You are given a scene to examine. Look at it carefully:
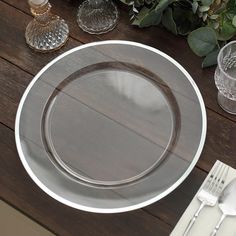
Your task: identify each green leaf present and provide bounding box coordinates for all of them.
[209,14,219,20]
[192,1,198,14]
[217,21,236,41]
[155,0,174,11]
[162,8,177,35]
[200,0,213,6]
[202,49,220,68]
[187,27,218,57]
[132,18,141,26]
[119,0,133,5]
[198,6,210,12]
[173,6,201,35]
[132,7,150,26]
[135,0,173,27]
[233,16,236,27]
[227,0,236,10]
[139,9,163,27]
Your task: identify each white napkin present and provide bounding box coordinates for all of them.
[171,160,236,236]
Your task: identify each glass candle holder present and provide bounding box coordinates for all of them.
[77,0,119,34]
[215,41,236,114]
[25,0,69,52]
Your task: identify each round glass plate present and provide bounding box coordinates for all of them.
[15,41,207,213]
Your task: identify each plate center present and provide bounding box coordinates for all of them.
[42,63,176,186]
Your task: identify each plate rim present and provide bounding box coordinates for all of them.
[15,40,207,213]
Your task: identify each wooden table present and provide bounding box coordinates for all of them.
[0,0,235,235]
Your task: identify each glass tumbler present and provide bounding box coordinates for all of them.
[215,41,236,114]
[77,0,119,34]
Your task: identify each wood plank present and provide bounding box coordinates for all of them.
[144,112,236,221]
[1,50,235,233]
[0,123,171,236]
[1,52,236,175]
[3,0,236,122]
[0,1,236,234]
[1,0,99,43]
[0,115,209,232]
[199,109,236,170]
[1,53,236,173]
[0,1,81,75]
[0,58,31,127]
[145,167,206,227]
[0,0,233,173]
[0,43,176,235]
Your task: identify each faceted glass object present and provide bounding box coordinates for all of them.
[215,41,236,114]
[77,0,119,34]
[25,2,69,52]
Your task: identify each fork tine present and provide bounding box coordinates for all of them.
[211,163,226,193]
[204,162,222,191]
[183,162,229,236]
[210,163,229,194]
[221,165,229,187]
[214,165,229,195]
[210,163,227,193]
[203,162,220,190]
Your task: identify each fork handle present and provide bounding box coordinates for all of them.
[182,202,206,236]
[210,214,226,236]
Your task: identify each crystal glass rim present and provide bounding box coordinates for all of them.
[217,40,236,81]
[15,40,207,213]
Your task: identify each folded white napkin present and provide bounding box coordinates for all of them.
[171,160,236,236]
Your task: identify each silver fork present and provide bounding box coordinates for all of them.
[182,162,229,236]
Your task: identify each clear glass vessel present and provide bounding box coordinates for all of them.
[25,0,69,52]
[77,0,119,34]
[15,41,206,213]
[215,41,236,114]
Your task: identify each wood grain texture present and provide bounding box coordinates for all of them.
[145,167,206,226]
[0,38,236,235]
[0,1,80,75]
[3,0,236,122]
[0,123,171,236]
[0,0,236,235]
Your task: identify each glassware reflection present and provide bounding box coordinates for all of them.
[77,0,119,34]
[215,41,236,114]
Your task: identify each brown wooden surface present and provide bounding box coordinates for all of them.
[0,0,236,235]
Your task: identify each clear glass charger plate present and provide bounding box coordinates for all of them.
[15,41,207,213]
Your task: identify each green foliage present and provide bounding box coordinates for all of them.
[202,48,220,68]
[187,27,218,56]
[132,7,162,27]
[119,0,236,68]
[162,7,177,34]
[131,0,174,27]
[172,4,202,35]
[233,16,236,27]
[200,0,213,6]
[217,21,236,41]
